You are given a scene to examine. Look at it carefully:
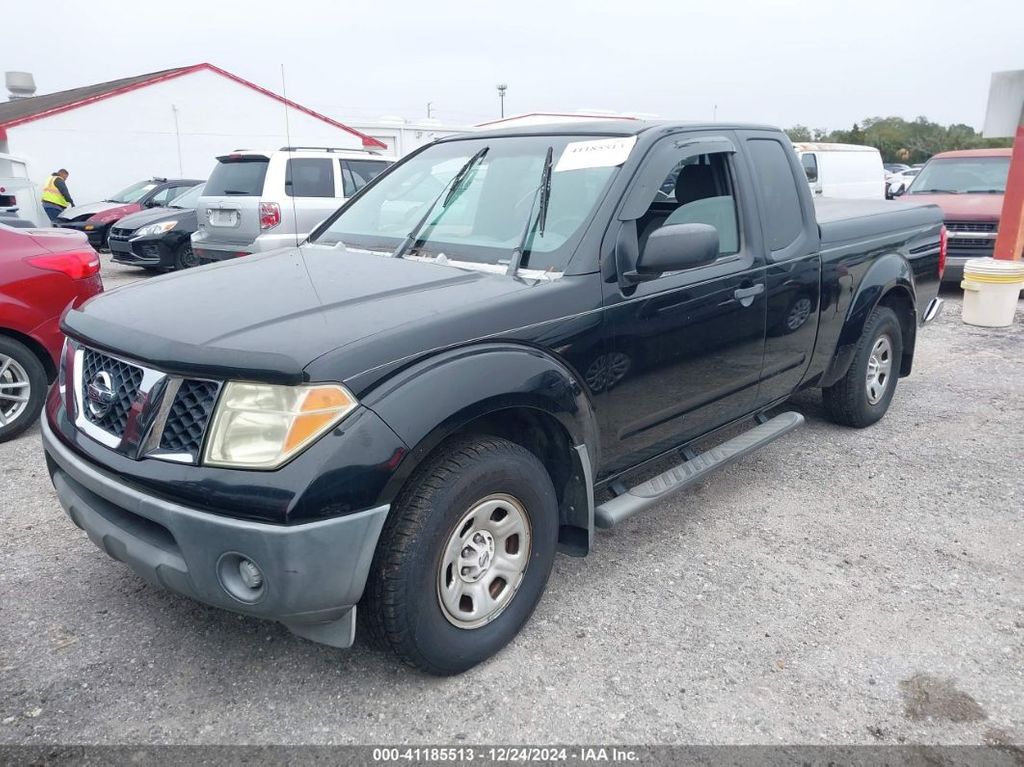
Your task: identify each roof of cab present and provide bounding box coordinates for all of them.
[443,119,780,141]
[930,148,1012,159]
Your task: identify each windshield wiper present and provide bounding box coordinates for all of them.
[912,188,959,194]
[390,146,489,259]
[222,190,250,195]
[506,146,554,276]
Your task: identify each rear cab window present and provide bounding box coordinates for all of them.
[747,139,804,250]
[206,156,269,196]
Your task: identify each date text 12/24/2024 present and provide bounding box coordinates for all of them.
[373,747,640,762]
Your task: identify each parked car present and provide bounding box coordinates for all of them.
[44,122,944,674]
[109,183,204,271]
[892,148,1011,281]
[794,142,885,199]
[886,167,922,197]
[57,177,203,250]
[0,223,102,441]
[192,147,391,262]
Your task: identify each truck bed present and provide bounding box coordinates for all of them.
[814,198,942,245]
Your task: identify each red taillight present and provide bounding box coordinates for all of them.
[26,250,101,280]
[260,202,281,230]
[938,225,948,279]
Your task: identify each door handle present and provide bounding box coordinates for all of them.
[734,284,765,302]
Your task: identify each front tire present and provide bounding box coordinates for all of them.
[362,436,558,675]
[174,241,198,270]
[0,337,48,442]
[822,306,903,428]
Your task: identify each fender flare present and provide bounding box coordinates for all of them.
[361,342,600,508]
[823,252,917,387]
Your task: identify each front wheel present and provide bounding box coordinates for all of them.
[822,306,903,428]
[174,241,199,270]
[362,436,558,675]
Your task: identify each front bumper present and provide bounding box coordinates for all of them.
[942,256,970,284]
[57,220,106,248]
[109,234,175,268]
[42,415,389,648]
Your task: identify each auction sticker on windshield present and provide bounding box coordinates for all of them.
[554,136,637,172]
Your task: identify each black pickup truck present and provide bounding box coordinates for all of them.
[42,122,945,675]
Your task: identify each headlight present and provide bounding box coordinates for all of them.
[203,382,357,469]
[134,221,177,237]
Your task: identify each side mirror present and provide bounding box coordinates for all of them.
[628,223,719,282]
[144,198,158,208]
[889,182,906,198]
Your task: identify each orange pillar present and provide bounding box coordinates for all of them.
[993,118,1024,261]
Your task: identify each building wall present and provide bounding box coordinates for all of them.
[341,121,471,158]
[6,68,369,204]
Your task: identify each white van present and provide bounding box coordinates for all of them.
[793,142,885,200]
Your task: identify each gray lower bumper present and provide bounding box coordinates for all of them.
[42,417,389,648]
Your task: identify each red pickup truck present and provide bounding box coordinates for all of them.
[895,148,1012,283]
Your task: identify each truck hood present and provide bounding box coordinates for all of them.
[59,201,124,220]
[62,244,549,386]
[901,192,1003,221]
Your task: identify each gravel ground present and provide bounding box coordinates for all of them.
[1,257,1021,746]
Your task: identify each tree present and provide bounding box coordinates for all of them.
[783,116,1012,162]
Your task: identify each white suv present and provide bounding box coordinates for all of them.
[192,147,391,261]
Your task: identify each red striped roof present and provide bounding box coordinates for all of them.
[0,63,386,149]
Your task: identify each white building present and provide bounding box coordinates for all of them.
[341,117,471,158]
[0,64,386,204]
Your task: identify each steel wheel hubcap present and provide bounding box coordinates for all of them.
[865,335,893,405]
[0,354,31,427]
[437,493,532,629]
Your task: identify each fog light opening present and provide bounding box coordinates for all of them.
[217,552,267,603]
[238,558,263,590]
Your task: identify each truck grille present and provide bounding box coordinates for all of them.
[71,345,220,464]
[159,380,220,458]
[946,221,997,255]
[946,222,996,232]
[80,349,144,438]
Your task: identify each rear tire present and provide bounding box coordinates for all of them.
[362,436,558,675]
[0,337,48,442]
[822,306,903,428]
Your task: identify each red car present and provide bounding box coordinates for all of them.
[895,148,1012,283]
[0,223,103,441]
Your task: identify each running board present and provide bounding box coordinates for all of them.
[594,411,804,529]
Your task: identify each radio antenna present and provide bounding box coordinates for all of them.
[280,64,326,310]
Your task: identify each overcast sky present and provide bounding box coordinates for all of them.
[6,0,1022,130]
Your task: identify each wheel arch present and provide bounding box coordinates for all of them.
[363,343,599,555]
[822,253,917,387]
[0,327,57,382]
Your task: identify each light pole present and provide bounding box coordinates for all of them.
[497,83,507,118]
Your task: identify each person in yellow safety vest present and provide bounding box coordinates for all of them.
[41,169,74,222]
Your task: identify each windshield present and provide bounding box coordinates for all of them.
[909,156,1010,194]
[108,180,158,203]
[169,183,205,209]
[312,135,624,273]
